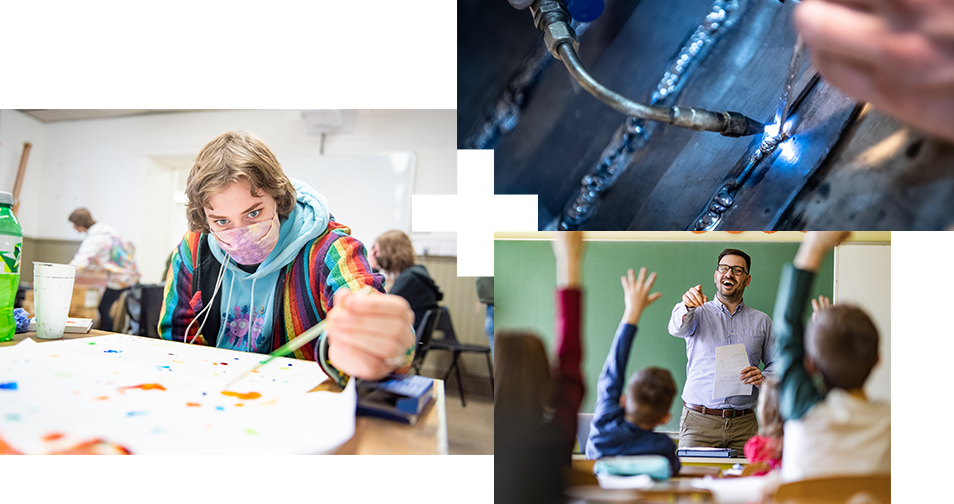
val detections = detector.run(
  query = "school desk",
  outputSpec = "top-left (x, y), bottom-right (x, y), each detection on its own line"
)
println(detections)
top-left (566, 480), bottom-right (716, 503)
top-left (0, 330), bottom-right (448, 455)
top-left (572, 454), bottom-right (749, 478)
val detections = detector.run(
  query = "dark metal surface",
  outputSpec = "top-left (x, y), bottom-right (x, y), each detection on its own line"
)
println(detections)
top-left (463, 0), bottom-right (954, 229)
top-left (691, 75), bottom-right (859, 230)
top-left (490, 0), bottom-right (732, 228)
top-left (458, 0), bottom-right (640, 149)
top-left (555, 0), bottom-right (749, 230)
top-left (530, 0), bottom-right (764, 139)
top-left (777, 105), bottom-right (954, 230)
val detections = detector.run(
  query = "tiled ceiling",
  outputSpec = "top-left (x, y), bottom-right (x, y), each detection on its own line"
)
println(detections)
top-left (16, 109), bottom-right (212, 123)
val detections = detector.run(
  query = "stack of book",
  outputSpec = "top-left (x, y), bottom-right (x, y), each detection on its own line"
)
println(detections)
top-left (356, 374), bottom-right (435, 425)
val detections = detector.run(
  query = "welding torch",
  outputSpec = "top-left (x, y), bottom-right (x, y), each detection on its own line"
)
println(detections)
top-left (529, 0), bottom-right (765, 137)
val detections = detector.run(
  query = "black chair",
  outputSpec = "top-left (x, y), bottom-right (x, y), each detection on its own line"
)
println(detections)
top-left (120, 284), bottom-right (166, 338)
top-left (410, 307), bottom-right (442, 375)
top-left (429, 307), bottom-right (494, 407)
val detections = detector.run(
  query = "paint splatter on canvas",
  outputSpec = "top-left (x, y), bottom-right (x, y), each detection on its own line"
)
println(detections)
top-left (0, 334), bottom-right (356, 454)
top-left (221, 391), bottom-right (261, 400)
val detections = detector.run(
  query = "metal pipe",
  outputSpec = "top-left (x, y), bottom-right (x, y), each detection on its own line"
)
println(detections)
top-left (531, 0), bottom-right (764, 137)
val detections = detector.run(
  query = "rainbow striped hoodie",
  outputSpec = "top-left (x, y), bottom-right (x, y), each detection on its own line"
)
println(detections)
top-left (158, 180), bottom-right (386, 386)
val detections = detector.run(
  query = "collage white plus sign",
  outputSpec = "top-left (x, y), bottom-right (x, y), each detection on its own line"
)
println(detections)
top-left (411, 150), bottom-right (537, 277)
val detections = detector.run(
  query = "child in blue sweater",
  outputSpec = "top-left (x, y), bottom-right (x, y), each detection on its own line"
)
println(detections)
top-left (585, 267), bottom-right (681, 476)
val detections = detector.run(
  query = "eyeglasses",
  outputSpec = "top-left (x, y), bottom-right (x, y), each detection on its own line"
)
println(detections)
top-left (717, 264), bottom-right (748, 276)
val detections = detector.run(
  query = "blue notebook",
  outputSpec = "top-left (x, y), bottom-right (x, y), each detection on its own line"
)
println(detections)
top-left (356, 374), bottom-right (434, 424)
top-left (676, 447), bottom-right (739, 458)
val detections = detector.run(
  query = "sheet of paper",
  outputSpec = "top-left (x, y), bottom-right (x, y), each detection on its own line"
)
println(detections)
top-left (713, 343), bottom-right (752, 399)
top-left (596, 473), bottom-right (653, 490)
top-left (0, 334), bottom-right (355, 454)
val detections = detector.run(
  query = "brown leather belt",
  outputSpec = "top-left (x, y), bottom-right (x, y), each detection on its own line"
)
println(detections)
top-left (685, 402), bottom-right (753, 418)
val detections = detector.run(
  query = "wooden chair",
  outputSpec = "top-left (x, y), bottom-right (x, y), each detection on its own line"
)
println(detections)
top-left (773, 474), bottom-right (890, 504)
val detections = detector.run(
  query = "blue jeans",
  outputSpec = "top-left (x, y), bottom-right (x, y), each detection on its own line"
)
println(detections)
top-left (485, 304), bottom-right (494, 362)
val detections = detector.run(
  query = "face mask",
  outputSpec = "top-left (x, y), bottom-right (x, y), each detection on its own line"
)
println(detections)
top-left (211, 209), bottom-right (280, 265)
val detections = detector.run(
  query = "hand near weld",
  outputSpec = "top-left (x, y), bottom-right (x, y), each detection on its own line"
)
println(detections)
top-left (794, 0), bottom-right (954, 142)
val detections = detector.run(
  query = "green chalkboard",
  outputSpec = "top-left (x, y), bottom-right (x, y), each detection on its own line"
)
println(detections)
top-left (495, 239), bottom-right (834, 432)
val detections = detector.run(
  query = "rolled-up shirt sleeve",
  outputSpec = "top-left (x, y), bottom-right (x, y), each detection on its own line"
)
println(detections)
top-left (668, 302), bottom-right (697, 338)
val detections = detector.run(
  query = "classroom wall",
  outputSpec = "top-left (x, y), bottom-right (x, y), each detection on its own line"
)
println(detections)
top-left (0, 109), bottom-right (457, 284)
top-left (495, 238), bottom-right (839, 432)
top-left (835, 243), bottom-right (891, 401)
top-left (19, 238), bottom-right (81, 283)
top-left (0, 110), bottom-right (46, 246)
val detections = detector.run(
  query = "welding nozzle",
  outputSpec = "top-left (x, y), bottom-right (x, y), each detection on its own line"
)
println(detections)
top-left (669, 107), bottom-right (765, 137)
top-left (719, 111), bottom-right (767, 137)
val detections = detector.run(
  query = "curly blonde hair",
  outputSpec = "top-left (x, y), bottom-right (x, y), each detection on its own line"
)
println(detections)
top-left (185, 131), bottom-right (297, 233)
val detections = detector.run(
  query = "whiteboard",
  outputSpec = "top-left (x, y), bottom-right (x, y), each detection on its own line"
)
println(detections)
top-left (834, 243), bottom-right (891, 402)
top-left (278, 152), bottom-right (416, 248)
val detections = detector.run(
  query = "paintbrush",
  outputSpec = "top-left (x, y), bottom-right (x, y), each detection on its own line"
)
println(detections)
top-left (224, 286), bottom-right (374, 389)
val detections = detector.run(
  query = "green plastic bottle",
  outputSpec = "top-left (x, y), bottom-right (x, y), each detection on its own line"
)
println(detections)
top-left (0, 192), bottom-right (22, 342)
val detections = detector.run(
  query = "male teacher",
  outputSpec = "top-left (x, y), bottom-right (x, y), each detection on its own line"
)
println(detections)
top-left (668, 248), bottom-right (775, 451)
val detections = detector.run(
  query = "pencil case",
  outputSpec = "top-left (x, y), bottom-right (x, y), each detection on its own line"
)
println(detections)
top-left (593, 455), bottom-right (672, 480)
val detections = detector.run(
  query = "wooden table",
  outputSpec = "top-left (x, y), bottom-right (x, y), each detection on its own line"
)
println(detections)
top-left (571, 454), bottom-right (749, 477)
top-left (567, 454), bottom-right (757, 502)
top-left (0, 330), bottom-right (448, 455)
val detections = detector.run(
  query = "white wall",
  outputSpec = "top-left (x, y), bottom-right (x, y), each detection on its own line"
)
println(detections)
top-left (0, 109), bottom-right (457, 282)
top-left (834, 243), bottom-right (891, 402)
top-left (0, 110), bottom-right (46, 238)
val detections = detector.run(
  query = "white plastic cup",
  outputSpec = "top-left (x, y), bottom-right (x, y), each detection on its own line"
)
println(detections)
top-left (33, 262), bottom-right (76, 340)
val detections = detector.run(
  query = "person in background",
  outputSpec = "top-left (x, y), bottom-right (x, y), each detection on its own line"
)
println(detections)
top-left (159, 130), bottom-right (415, 383)
top-left (774, 231), bottom-right (889, 481)
top-left (743, 293), bottom-right (832, 478)
top-left (742, 375), bottom-right (784, 476)
top-left (496, 232), bottom-right (585, 504)
top-left (476, 276), bottom-right (494, 360)
top-left (367, 230), bottom-right (443, 332)
top-left (667, 248), bottom-right (775, 451)
top-left (585, 267), bottom-right (681, 477)
top-left (68, 208), bottom-right (141, 331)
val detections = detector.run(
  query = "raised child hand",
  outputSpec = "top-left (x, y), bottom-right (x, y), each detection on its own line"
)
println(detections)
top-left (794, 231), bottom-right (851, 272)
top-left (553, 231), bottom-right (585, 288)
top-left (811, 295), bottom-right (832, 322)
top-left (621, 267), bottom-right (663, 326)
top-left (551, 231), bottom-right (585, 263)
